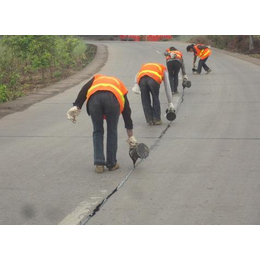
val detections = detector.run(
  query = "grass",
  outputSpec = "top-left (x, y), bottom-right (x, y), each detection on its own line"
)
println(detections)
top-left (0, 39), bottom-right (97, 103)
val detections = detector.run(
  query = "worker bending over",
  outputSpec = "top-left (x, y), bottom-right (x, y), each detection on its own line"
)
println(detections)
top-left (133, 63), bottom-right (175, 125)
top-left (67, 74), bottom-right (137, 173)
top-left (186, 44), bottom-right (212, 74)
top-left (164, 46), bottom-right (188, 94)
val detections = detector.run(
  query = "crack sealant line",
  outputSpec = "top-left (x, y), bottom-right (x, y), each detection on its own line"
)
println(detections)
top-left (80, 91), bottom-right (186, 225)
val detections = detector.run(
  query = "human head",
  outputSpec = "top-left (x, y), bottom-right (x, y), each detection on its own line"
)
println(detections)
top-left (186, 44), bottom-right (194, 52)
top-left (169, 46), bottom-right (177, 51)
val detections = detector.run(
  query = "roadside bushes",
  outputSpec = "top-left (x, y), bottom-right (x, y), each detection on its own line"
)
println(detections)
top-left (0, 36), bottom-right (96, 103)
top-left (190, 35), bottom-right (260, 55)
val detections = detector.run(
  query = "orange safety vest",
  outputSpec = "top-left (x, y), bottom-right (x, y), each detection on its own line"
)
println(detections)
top-left (86, 74), bottom-right (128, 113)
top-left (194, 44), bottom-right (211, 60)
top-left (165, 49), bottom-right (183, 61)
top-left (137, 63), bottom-right (166, 85)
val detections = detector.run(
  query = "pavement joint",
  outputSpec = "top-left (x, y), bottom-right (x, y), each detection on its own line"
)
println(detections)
top-left (79, 91), bottom-right (186, 225)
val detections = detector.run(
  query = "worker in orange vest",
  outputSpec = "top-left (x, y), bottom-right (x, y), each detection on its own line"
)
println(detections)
top-left (67, 74), bottom-right (137, 173)
top-left (133, 63), bottom-right (175, 125)
top-left (164, 46), bottom-right (188, 94)
top-left (186, 44), bottom-right (212, 74)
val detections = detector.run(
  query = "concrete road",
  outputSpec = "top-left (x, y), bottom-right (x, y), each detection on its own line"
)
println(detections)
top-left (1, 41), bottom-right (260, 225)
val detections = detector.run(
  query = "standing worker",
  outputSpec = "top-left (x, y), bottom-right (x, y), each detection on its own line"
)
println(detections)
top-left (133, 63), bottom-right (175, 125)
top-left (186, 44), bottom-right (212, 74)
top-left (164, 46), bottom-right (188, 94)
top-left (67, 74), bottom-right (138, 173)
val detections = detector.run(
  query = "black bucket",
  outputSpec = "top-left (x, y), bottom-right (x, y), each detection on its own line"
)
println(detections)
top-left (182, 80), bottom-right (191, 88)
top-left (129, 143), bottom-right (149, 166)
top-left (165, 109), bottom-right (176, 121)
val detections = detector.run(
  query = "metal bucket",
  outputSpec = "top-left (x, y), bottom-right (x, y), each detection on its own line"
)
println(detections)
top-left (165, 109), bottom-right (176, 121)
top-left (182, 80), bottom-right (191, 88)
top-left (129, 143), bottom-right (149, 166)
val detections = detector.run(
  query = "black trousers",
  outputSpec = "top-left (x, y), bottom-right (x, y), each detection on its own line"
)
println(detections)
top-left (166, 60), bottom-right (181, 93)
top-left (197, 57), bottom-right (210, 73)
top-left (88, 91), bottom-right (120, 168)
top-left (139, 76), bottom-right (161, 123)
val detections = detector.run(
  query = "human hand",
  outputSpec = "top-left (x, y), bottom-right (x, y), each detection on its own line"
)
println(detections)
top-left (67, 106), bottom-right (81, 123)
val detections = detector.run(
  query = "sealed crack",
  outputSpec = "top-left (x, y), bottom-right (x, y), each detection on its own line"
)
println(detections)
top-left (80, 90), bottom-right (186, 225)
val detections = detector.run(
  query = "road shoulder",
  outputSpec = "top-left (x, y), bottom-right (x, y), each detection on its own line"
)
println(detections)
top-left (0, 44), bottom-right (108, 120)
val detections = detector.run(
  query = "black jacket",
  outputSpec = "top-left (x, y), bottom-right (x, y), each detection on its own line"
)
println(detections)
top-left (73, 77), bottom-right (133, 129)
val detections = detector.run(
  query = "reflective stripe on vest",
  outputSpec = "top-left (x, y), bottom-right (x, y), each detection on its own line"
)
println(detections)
top-left (166, 50), bottom-right (182, 60)
top-left (200, 49), bottom-right (211, 59)
top-left (95, 76), bottom-right (120, 86)
top-left (137, 63), bottom-right (165, 84)
top-left (144, 63), bottom-right (163, 72)
top-left (87, 76), bottom-right (125, 113)
top-left (138, 70), bottom-right (163, 81)
top-left (194, 45), bottom-right (211, 59)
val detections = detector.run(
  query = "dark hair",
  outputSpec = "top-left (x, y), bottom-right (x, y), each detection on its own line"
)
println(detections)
top-left (169, 46), bottom-right (177, 51)
top-left (186, 44), bottom-right (194, 52)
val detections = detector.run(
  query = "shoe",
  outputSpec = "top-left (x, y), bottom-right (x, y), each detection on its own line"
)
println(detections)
top-left (95, 165), bottom-right (104, 173)
top-left (148, 121), bottom-right (154, 126)
top-left (153, 120), bottom-right (162, 125)
top-left (172, 92), bottom-right (175, 95)
top-left (109, 163), bottom-right (120, 171)
top-left (174, 91), bottom-right (179, 94)
top-left (193, 71), bottom-right (200, 75)
top-left (206, 69), bottom-right (212, 74)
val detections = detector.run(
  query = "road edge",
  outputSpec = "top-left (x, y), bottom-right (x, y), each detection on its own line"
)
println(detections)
top-left (0, 44), bottom-right (108, 120)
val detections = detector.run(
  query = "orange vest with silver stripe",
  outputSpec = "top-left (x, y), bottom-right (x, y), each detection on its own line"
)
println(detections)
top-left (137, 63), bottom-right (166, 85)
top-left (86, 74), bottom-right (128, 113)
top-left (166, 49), bottom-right (183, 61)
top-left (194, 44), bottom-right (211, 60)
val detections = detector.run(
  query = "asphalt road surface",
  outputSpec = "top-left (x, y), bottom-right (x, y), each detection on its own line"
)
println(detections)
top-left (1, 41), bottom-right (260, 225)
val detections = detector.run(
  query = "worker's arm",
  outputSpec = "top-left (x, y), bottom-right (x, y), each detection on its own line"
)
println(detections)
top-left (122, 94), bottom-right (133, 130)
top-left (72, 77), bottom-right (94, 108)
top-left (122, 94), bottom-right (138, 148)
top-left (193, 55), bottom-right (197, 67)
top-left (180, 58), bottom-right (187, 77)
top-left (67, 77), bottom-right (94, 123)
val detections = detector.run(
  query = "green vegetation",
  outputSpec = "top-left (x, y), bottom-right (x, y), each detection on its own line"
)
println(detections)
top-left (189, 35), bottom-right (260, 55)
top-left (0, 36), bottom-right (96, 103)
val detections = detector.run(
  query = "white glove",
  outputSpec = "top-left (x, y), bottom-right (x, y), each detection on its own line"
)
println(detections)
top-left (170, 52), bottom-right (176, 58)
top-left (67, 106), bottom-right (81, 123)
top-left (132, 84), bottom-right (141, 94)
top-left (168, 102), bottom-right (175, 112)
top-left (127, 136), bottom-right (138, 149)
top-left (182, 75), bottom-right (188, 82)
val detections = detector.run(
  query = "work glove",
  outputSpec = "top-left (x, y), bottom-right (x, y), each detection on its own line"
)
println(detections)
top-left (127, 136), bottom-right (138, 149)
top-left (132, 83), bottom-right (141, 94)
top-left (67, 106), bottom-right (81, 123)
top-left (168, 102), bottom-right (175, 112)
top-left (183, 75), bottom-right (188, 82)
top-left (170, 52), bottom-right (176, 58)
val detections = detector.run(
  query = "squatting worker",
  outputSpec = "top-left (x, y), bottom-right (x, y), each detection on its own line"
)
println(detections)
top-left (164, 46), bottom-right (188, 95)
top-left (133, 63), bottom-right (175, 125)
top-left (67, 74), bottom-right (138, 174)
top-left (186, 44), bottom-right (212, 74)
